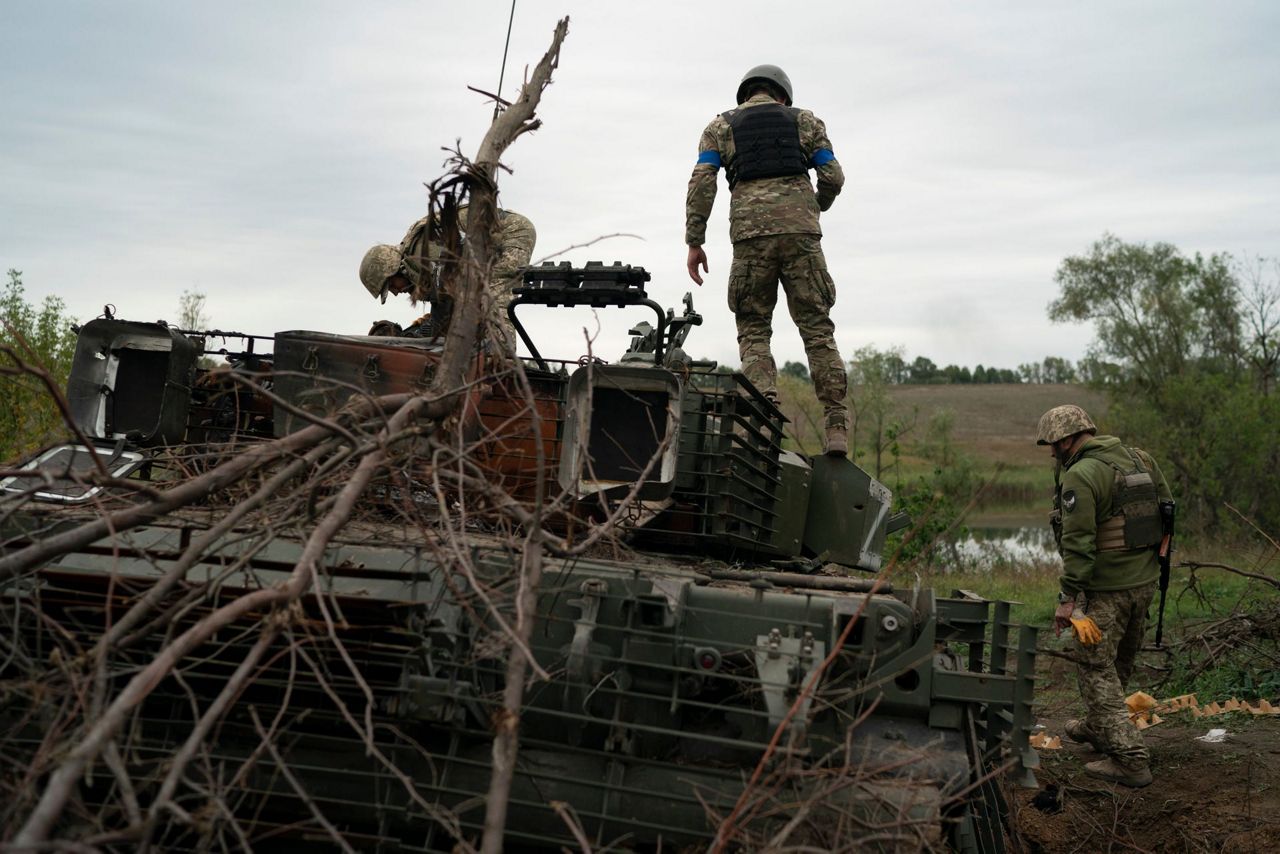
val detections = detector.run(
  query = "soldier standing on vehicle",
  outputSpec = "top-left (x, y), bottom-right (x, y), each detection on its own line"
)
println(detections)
top-left (359, 206), bottom-right (536, 353)
top-left (1037, 404), bottom-right (1174, 788)
top-left (684, 65), bottom-right (850, 456)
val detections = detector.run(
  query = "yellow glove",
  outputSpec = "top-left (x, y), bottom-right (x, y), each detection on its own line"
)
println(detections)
top-left (1070, 609), bottom-right (1102, 645)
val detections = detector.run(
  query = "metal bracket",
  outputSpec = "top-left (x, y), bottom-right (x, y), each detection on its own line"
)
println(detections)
top-left (562, 579), bottom-right (612, 725)
top-left (754, 629), bottom-right (826, 742)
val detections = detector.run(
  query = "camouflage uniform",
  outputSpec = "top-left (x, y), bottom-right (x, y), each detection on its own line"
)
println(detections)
top-left (1072, 582), bottom-right (1157, 767)
top-left (399, 206), bottom-right (536, 353)
top-left (1053, 434), bottom-right (1173, 771)
top-left (685, 92), bottom-right (848, 426)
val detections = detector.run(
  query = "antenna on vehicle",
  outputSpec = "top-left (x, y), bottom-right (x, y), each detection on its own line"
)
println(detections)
top-left (493, 0), bottom-right (517, 122)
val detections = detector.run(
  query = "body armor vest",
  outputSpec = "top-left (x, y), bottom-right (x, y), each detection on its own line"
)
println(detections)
top-left (1051, 446), bottom-right (1161, 553)
top-left (723, 104), bottom-right (807, 190)
top-left (1099, 447), bottom-right (1162, 550)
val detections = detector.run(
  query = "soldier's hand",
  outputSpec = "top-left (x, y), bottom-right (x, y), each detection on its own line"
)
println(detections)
top-left (687, 245), bottom-right (708, 286)
top-left (1069, 610), bottom-right (1103, 645)
top-left (1053, 601), bottom-right (1075, 637)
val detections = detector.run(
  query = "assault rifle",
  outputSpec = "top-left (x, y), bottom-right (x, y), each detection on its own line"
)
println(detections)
top-left (1154, 499), bottom-right (1176, 647)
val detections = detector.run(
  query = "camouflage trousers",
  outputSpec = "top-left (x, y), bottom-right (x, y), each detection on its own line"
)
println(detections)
top-left (1075, 581), bottom-right (1157, 768)
top-left (728, 234), bottom-right (848, 426)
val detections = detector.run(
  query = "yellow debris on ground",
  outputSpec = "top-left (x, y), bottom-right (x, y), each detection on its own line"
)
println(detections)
top-left (1139, 691), bottom-right (1280, 720)
top-left (1126, 690), bottom-right (1163, 727)
top-left (1135, 713), bottom-right (1164, 730)
top-left (1029, 732), bottom-right (1062, 750)
top-left (1126, 691), bottom-right (1158, 714)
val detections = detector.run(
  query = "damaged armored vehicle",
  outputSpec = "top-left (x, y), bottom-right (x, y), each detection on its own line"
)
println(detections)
top-left (0, 263), bottom-right (1038, 851)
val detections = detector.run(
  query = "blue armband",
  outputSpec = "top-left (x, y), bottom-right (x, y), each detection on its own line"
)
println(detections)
top-left (811, 148), bottom-right (836, 166)
top-left (696, 150), bottom-right (722, 168)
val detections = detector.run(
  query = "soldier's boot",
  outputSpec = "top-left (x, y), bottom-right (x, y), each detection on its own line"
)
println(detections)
top-left (1084, 757), bottom-right (1152, 788)
top-left (823, 408), bottom-right (848, 457)
top-left (824, 424), bottom-right (848, 457)
top-left (1064, 719), bottom-right (1105, 753)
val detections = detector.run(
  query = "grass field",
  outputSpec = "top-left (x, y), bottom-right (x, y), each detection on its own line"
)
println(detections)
top-left (866, 382), bottom-right (1109, 517)
top-left (885, 382), bottom-right (1108, 467)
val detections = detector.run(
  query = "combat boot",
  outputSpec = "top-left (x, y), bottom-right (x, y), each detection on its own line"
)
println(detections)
top-left (1064, 719), bottom-right (1105, 753)
top-left (824, 424), bottom-right (848, 457)
top-left (1084, 757), bottom-right (1152, 788)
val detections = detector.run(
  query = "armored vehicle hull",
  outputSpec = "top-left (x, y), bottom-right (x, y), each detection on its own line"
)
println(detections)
top-left (1, 271), bottom-right (1038, 851)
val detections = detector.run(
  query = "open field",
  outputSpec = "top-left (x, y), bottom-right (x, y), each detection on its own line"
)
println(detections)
top-left (886, 382), bottom-right (1108, 468)
top-left (858, 382), bottom-right (1111, 517)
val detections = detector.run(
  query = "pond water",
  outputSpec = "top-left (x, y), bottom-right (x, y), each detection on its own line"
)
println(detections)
top-left (955, 524), bottom-right (1060, 570)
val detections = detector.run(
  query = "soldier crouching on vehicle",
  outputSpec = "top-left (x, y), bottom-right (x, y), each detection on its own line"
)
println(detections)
top-left (359, 206), bottom-right (536, 354)
top-left (1038, 404), bottom-right (1174, 788)
top-left (684, 64), bottom-right (850, 456)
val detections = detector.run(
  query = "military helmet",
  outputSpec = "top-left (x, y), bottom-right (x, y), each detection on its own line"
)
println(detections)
top-left (1036, 404), bottom-right (1097, 445)
top-left (736, 64), bottom-right (793, 106)
top-left (359, 244), bottom-right (403, 303)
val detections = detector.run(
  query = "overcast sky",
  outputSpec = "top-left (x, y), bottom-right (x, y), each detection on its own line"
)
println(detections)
top-left (3, 1), bottom-right (1277, 372)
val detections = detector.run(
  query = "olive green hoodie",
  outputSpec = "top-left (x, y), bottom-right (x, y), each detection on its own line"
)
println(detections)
top-left (1055, 435), bottom-right (1173, 596)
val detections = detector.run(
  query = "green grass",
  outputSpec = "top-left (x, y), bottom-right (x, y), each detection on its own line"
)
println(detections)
top-left (886, 455), bottom-right (1052, 518)
top-left (902, 557), bottom-right (1061, 626)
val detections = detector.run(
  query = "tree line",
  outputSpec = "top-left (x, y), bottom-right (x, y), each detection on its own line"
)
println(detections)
top-left (782, 353), bottom-right (1088, 385)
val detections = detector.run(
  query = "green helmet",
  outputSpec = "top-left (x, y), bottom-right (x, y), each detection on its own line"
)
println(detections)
top-left (736, 64), bottom-right (793, 106)
top-left (1036, 404), bottom-right (1097, 445)
top-left (359, 244), bottom-right (402, 303)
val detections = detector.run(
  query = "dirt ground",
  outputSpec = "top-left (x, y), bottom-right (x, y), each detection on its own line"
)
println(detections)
top-left (1008, 656), bottom-right (1280, 853)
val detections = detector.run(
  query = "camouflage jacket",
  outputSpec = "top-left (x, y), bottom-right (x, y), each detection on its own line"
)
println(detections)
top-left (685, 93), bottom-right (845, 245)
top-left (1055, 436), bottom-right (1173, 595)
top-left (399, 207), bottom-right (537, 297)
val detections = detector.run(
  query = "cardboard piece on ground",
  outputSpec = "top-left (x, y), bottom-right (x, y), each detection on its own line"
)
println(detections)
top-left (1134, 712), bottom-right (1164, 730)
top-left (1029, 732), bottom-right (1062, 750)
top-left (1125, 691), bottom-right (1157, 714)
top-left (1162, 693), bottom-right (1198, 710)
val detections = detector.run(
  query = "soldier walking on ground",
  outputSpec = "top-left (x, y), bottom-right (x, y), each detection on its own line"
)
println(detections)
top-left (684, 64), bottom-right (850, 456)
top-left (359, 206), bottom-right (536, 354)
top-left (1037, 404), bottom-right (1174, 788)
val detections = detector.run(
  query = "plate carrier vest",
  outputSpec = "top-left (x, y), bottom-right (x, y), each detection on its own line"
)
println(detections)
top-left (722, 104), bottom-right (808, 190)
